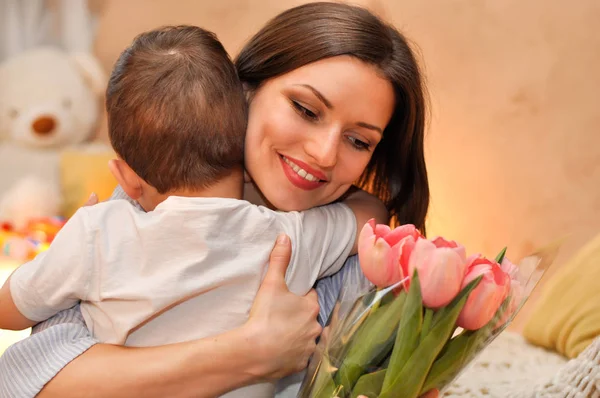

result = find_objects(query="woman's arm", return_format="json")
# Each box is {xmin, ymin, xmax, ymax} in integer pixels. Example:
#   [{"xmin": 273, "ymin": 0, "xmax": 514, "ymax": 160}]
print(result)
[
  {"xmin": 1, "ymin": 233, "xmax": 321, "ymax": 398},
  {"xmin": 39, "ymin": 326, "xmax": 268, "ymax": 398}
]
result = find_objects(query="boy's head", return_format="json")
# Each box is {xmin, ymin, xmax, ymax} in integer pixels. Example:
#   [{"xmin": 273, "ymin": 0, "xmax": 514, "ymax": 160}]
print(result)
[{"xmin": 106, "ymin": 25, "xmax": 247, "ymax": 201}]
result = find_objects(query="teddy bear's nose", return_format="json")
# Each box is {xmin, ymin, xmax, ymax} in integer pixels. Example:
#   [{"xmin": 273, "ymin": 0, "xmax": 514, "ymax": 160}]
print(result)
[{"xmin": 32, "ymin": 116, "xmax": 57, "ymax": 136}]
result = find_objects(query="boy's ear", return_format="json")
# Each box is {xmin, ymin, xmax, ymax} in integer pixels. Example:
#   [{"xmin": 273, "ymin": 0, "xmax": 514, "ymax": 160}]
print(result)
[{"xmin": 108, "ymin": 159, "xmax": 143, "ymax": 200}]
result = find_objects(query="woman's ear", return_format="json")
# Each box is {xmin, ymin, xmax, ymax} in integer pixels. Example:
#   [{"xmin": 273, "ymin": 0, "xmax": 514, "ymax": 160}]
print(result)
[{"xmin": 108, "ymin": 159, "xmax": 143, "ymax": 200}]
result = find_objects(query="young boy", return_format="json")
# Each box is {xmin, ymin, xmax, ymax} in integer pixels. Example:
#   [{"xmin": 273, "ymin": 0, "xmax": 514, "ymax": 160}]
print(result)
[{"xmin": 0, "ymin": 26, "xmax": 384, "ymax": 396}]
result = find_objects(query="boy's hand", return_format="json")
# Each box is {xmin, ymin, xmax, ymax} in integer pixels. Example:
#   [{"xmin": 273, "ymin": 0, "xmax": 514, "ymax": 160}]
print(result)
[{"xmin": 83, "ymin": 192, "xmax": 99, "ymax": 207}]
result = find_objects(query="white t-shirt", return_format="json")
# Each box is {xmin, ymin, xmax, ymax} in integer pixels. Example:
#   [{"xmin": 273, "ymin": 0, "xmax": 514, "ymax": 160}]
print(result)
[{"xmin": 10, "ymin": 196, "xmax": 356, "ymax": 397}]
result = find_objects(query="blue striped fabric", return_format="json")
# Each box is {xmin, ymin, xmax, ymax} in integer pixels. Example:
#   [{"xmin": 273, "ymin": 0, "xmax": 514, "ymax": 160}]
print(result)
[{"xmin": 0, "ymin": 186, "xmax": 366, "ymax": 397}]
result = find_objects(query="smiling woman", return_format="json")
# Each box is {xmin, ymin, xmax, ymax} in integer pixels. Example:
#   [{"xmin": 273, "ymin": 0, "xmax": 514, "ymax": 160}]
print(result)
[
  {"xmin": 244, "ymin": 55, "xmax": 395, "ymax": 212},
  {"xmin": 0, "ymin": 3, "xmax": 431, "ymax": 398}
]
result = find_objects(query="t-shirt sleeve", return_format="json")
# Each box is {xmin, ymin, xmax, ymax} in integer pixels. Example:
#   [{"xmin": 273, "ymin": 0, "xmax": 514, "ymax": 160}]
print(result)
[
  {"xmin": 9, "ymin": 209, "xmax": 94, "ymax": 322},
  {"xmin": 278, "ymin": 203, "xmax": 356, "ymax": 295},
  {"xmin": 0, "ymin": 305, "xmax": 98, "ymax": 398}
]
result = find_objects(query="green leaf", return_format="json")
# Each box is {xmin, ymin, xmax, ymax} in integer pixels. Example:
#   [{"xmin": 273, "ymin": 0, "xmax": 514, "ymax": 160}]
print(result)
[
  {"xmin": 421, "ymin": 331, "xmax": 476, "ymax": 392},
  {"xmin": 420, "ymin": 308, "xmax": 434, "ymax": 343},
  {"xmin": 379, "ymin": 276, "xmax": 483, "ymax": 398},
  {"xmin": 422, "ymin": 290, "xmax": 510, "ymax": 392},
  {"xmin": 381, "ymin": 271, "xmax": 424, "ymax": 392},
  {"xmin": 494, "ymin": 247, "xmax": 508, "ymax": 264},
  {"xmin": 351, "ymin": 369, "xmax": 387, "ymax": 398},
  {"xmin": 335, "ymin": 291, "xmax": 407, "ymax": 392}
]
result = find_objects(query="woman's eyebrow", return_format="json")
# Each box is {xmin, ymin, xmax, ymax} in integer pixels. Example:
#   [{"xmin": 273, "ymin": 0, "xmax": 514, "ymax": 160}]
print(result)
[
  {"xmin": 294, "ymin": 84, "xmax": 383, "ymax": 135},
  {"xmin": 356, "ymin": 122, "xmax": 383, "ymax": 135},
  {"xmin": 294, "ymin": 84, "xmax": 333, "ymax": 109}
]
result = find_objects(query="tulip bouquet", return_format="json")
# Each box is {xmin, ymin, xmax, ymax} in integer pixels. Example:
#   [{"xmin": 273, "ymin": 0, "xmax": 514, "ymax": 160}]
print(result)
[{"xmin": 298, "ymin": 220, "xmax": 557, "ymax": 398}]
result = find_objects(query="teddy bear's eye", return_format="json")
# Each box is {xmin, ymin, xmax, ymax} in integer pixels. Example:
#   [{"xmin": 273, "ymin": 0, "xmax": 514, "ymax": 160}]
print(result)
[
  {"xmin": 62, "ymin": 99, "xmax": 72, "ymax": 109},
  {"xmin": 8, "ymin": 109, "xmax": 19, "ymax": 119}
]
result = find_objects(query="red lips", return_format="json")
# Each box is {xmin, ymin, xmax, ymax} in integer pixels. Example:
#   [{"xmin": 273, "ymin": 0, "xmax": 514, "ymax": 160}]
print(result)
[{"xmin": 279, "ymin": 154, "xmax": 327, "ymax": 191}]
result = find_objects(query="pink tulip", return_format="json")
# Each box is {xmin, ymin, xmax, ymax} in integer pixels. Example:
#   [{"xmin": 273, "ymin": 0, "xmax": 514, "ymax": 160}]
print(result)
[
  {"xmin": 405, "ymin": 237, "xmax": 468, "ymax": 308},
  {"xmin": 358, "ymin": 219, "xmax": 422, "ymax": 287},
  {"xmin": 457, "ymin": 256, "xmax": 511, "ymax": 330}
]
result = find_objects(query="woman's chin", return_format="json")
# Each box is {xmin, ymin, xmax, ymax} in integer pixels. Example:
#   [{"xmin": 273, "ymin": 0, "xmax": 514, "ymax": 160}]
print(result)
[
  {"xmin": 271, "ymin": 201, "xmax": 305, "ymax": 212},
  {"xmin": 269, "ymin": 197, "xmax": 316, "ymax": 212}
]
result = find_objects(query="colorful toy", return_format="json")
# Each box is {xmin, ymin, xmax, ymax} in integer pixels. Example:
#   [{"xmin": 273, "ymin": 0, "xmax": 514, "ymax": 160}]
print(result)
[{"xmin": 0, "ymin": 217, "xmax": 66, "ymax": 262}]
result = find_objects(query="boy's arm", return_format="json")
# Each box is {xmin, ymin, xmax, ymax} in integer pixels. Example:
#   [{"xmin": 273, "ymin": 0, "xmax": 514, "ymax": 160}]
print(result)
[
  {"xmin": 277, "ymin": 188, "xmax": 387, "ymax": 294},
  {"xmin": 341, "ymin": 188, "xmax": 389, "ymax": 254},
  {"xmin": 280, "ymin": 189, "xmax": 385, "ymax": 290},
  {"xmin": 0, "ymin": 274, "xmax": 37, "ymax": 330},
  {"xmin": 2, "ymin": 209, "xmax": 93, "ymax": 329}
]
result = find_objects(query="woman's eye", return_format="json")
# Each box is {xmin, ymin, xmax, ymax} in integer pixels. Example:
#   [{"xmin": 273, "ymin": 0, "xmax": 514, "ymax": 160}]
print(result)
[
  {"xmin": 348, "ymin": 136, "xmax": 370, "ymax": 151},
  {"xmin": 291, "ymin": 100, "xmax": 318, "ymax": 121},
  {"xmin": 8, "ymin": 109, "xmax": 19, "ymax": 119},
  {"xmin": 63, "ymin": 98, "xmax": 72, "ymax": 109}
]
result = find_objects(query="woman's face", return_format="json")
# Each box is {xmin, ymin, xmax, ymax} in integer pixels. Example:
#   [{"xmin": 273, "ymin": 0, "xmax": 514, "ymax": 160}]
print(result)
[{"xmin": 244, "ymin": 55, "xmax": 395, "ymax": 211}]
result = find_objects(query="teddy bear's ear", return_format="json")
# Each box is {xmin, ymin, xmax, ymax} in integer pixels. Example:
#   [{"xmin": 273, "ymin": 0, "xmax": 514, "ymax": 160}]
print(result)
[{"xmin": 70, "ymin": 52, "xmax": 107, "ymax": 96}]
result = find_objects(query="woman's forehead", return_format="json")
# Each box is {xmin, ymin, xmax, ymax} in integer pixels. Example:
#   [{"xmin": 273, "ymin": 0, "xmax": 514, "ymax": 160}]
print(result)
[{"xmin": 266, "ymin": 56, "xmax": 396, "ymax": 128}]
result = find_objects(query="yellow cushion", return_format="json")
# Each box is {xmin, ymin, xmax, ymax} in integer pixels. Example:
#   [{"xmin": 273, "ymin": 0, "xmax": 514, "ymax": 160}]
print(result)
[
  {"xmin": 59, "ymin": 146, "xmax": 117, "ymax": 218},
  {"xmin": 523, "ymin": 233, "xmax": 600, "ymax": 358}
]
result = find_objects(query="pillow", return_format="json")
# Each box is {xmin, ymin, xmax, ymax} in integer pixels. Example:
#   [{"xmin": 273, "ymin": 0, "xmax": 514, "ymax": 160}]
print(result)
[{"xmin": 523, "ymin": 233, "xmax": 600, "ymax": 358}]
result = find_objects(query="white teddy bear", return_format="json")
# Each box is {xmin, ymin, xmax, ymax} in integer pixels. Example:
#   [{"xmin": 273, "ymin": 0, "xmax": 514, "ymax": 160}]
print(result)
[
  {"xmin": 0, "ymin": 48, "xmax": 106, "ymax": 228},
  {"xmin": 0, "ymin": 0, "xmax": 107, "ymax": 229}
]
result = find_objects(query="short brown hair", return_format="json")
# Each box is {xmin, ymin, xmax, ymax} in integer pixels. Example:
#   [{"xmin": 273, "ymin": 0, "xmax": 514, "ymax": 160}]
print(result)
[{"xmin": 106, "ymin": 25, "xmax": 247, "ymax": 194}]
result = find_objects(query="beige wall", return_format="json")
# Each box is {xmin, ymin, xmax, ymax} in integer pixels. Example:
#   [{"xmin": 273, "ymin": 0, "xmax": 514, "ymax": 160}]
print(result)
[{"xmin": 93, "ymin": 0, "xmax": 600, "ymax": 328}]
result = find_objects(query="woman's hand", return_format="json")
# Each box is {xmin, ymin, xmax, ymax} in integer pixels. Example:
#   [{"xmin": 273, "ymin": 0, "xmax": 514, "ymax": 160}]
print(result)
[{"xmin": 244, "ymin": 234, "xmax": 322, "ymax": 380}]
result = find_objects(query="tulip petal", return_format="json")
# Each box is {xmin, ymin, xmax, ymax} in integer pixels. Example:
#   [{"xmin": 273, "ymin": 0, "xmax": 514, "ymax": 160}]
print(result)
[
  {"xmin": 457, "ymin": 259, "xmax": 512, "ymax": 330},
  {"xmin": 374, "ymin": 223, "xmax": 392, "ymax": 238},
  {"xmin": 358, "ymin": 229, "xmax": 400, "ymax": 287},
  {"xmin": 419, "ymin": 248, "xmax": 466, "ymax": 308},
  {"xmin": 431, "ymin": 236, "xmax": 458, "ymax": 249},
  {"xmin": 382, "ymin": 224, "xmax": 420, "ymax": 247},
  {"xmin": 408, "ymin": 238, "xmax": 436, "ymax": 275}
]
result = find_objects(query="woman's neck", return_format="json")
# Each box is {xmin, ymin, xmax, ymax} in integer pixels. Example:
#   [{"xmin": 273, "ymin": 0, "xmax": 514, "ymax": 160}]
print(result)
[{"xmin": 242, "ymin": 181, "xmax": 272, "ymax": 208}]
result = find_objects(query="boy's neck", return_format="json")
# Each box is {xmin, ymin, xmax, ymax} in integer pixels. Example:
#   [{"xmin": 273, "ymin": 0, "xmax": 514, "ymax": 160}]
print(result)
[{"xmin": 139, "ymin": 169, "xmax": 244, "ymax": 211}]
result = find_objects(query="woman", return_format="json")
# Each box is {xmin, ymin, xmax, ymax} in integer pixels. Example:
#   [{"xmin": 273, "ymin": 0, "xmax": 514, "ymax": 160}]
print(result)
[{"xmin": 0, "ymin": 3, "xmax": 429, "ymax": 397}]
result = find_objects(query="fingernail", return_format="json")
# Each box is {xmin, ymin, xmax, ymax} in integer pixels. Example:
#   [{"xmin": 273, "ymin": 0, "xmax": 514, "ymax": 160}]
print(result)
[
  {"xmin": 88, "ymin": 192, "xmax": 98, "ymax": 201},
  {"xmin": 277, "ymin": 234, "xmax": 289, "ymax": 245}
]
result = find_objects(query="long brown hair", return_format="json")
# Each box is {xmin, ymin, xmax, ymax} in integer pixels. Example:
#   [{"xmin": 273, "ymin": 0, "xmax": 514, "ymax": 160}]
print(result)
[{"xmin": 235, "ymin": 2, "xmax": 430, "ymax": 233}]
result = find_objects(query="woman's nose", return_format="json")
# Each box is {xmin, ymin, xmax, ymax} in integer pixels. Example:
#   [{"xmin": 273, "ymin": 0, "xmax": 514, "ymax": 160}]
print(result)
[{"xmin": 304, "ymin": 131, "xmax": 339, "ymax": 169}]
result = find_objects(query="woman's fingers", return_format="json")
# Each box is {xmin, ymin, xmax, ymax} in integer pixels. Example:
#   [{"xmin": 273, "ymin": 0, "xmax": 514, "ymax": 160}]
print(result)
[
  {"xmin": 262, "ymin": 234, "xmax": 292, "ymax": 287},
  {"xmin": 245, "ymin": 234, "xmax": 322, "ymax": 380}
]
